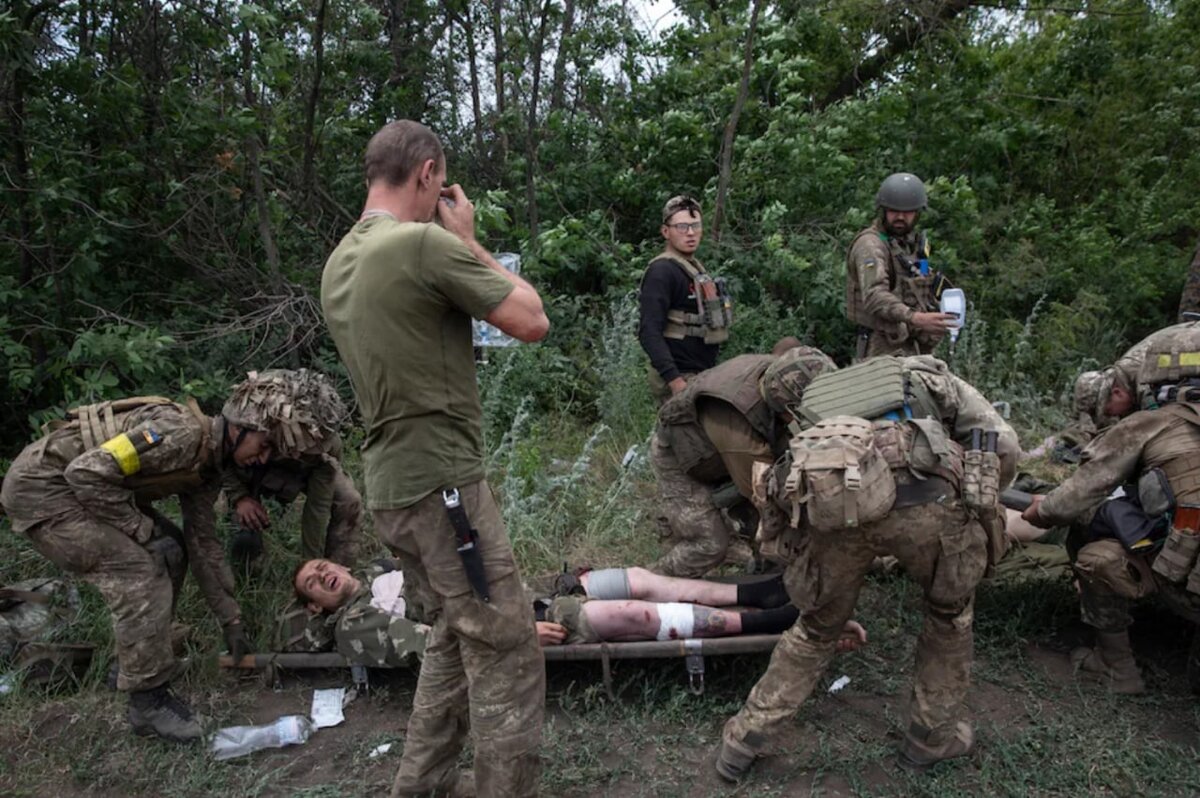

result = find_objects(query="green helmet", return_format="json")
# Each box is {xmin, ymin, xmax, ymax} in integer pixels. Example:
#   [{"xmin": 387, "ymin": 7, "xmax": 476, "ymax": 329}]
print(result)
[
  {"xmin": 875, "ymin": 173, "xmax": 927, "ymax": 212},
  {"xmin": 222, "ymin": 369, "xmax": 348, "ymax": 457},
  {"xmin": 760, "ymin": 346, "xmax": 838, "ymax": 414}
]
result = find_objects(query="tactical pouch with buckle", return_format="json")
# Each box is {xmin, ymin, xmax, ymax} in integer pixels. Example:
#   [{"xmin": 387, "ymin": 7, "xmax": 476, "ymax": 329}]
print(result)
[
  {"xmin": 782, "ymin": 416, "xmax": 895, "ymax": 533},
  {"xmin": 1153, "ymin": 526, "xmax": 1200, "ymax": 584},
  {"xmin": 962, "ymin": 450, "xmax": 1001, "ymax": 518}
]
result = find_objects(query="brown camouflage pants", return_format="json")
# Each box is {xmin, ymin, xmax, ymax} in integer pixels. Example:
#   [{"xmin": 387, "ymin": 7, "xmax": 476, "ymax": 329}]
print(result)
[
  {"xmin": 724, "ymin": 501, "xmax": 987, "ymax": 754},
  {"xmin": 374, "ymin": 480, "xmax": 544, "ymax": 798},
  {"xmin": 648, "ymin": 430, "xmax": 738, "ymax": 578},
  {"xmin": 1075, "ymin": 539, "xmax": 1200, "ymax": 631},
  {"xmin": 23, "ymin": 507, "xmax": 184, "ymax": 692}
]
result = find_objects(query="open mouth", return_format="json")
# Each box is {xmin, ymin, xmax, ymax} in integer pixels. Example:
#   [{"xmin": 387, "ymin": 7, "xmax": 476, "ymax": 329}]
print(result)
[{"xmin": 327, "ymin": 575, "xmax": 339, "ymax": 591}]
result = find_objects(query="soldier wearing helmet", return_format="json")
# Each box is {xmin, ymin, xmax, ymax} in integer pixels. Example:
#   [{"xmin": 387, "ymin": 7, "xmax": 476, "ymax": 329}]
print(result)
[
  {"xmin": 220, "ymin": 369, "xmax": 362, "ymax": 568},
  {"xmin": 0, "ymin": 374, "xmax": 333, "ymax": 743},
  {"xmin": 716, "ymin": 355, "xmax": 1018, "ymax": 781},
  {"xmin": 649, "ymin": 342, "xmax": 836, "ymax": 577},
  {"xmin": 845, "ymin": 173, "xmax": 957, "ymax": 359}
]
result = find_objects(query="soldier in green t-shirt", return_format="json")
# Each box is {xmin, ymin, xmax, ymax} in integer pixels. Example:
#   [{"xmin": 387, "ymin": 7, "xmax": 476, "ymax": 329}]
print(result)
[{"xmin": 320, "ymin": 119, "xmax": 550, "ymax": 798}]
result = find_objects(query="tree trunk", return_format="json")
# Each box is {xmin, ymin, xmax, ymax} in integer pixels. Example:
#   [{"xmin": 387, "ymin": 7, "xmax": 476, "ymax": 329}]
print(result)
[
  {"xmin": 241, "ymin": 12, "xmax": 283, "ymax": 290},
  {"xmin": 548, "ymin": 0, "xmax": 576, "ymax": 113},
  {"xmin": 302, "ymin": 0, "xmax": 328, "ymax": 198},
  {"xmin": 524, "ymin": 0, "xmax": 553, "ymax": 240},
  {"xmin": 711, "ymin": 0, "xmax": 763, "ymax": 244},
  {"xmin": 462, "ymin": 2, "xmax": 487, "ymax": 160},
  {"xmin": 1179, "ymin": 235, "xmax": 1200, "ymax": 320},
  {"xmin": 491, "ymin": 0, "xmax": 509, "ymax": 167}
]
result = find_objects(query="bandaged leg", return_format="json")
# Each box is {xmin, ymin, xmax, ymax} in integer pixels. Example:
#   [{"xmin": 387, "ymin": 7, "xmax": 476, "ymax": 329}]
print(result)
[
  {"xmin": 586, "ymin": 566, "xmax": 741, "ymax": 606},
  {"xmin": 655, "ymin": 602, "xmax": 694, "ymax": 640},
  {"xmin": 582, "ymin": 568, "xmax": 632, "ymax": 600}
]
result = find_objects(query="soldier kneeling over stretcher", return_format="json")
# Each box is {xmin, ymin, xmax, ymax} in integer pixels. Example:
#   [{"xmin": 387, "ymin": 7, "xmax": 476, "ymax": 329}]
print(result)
[{"xmin": 289, "ymin": 559, "xmax": 867, "ymax": 653}]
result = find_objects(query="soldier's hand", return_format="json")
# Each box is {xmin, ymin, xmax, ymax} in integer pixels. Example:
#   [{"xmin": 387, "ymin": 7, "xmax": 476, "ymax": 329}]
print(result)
[
  {"xmin": 133, "ymin": 514, "xmax": 155, "ymax": 544},
  {"xmin": 910, "ymin": 311, "xmax": 958, "ymax": 333},
  {"xmin": 535, "ymin": 622, "xmax": 567, "ymax": 647},
  {"xmin": 234, "ymin": 497, "xmax": 270, "ymax": 531},
  {"xmin": 668, "ymin": 377, "xmax": 688, "ymax": 395},
  {"xmin": 224, "ymin": 622, "xmax": 250, "ymax": 663},
  {"xmin": 1021, "ymin": 494, "xmax": 1050, "ymax": 528},
  {"xmin": 436, "ymin": 184, "xmax": 476, "ymax": 244}
]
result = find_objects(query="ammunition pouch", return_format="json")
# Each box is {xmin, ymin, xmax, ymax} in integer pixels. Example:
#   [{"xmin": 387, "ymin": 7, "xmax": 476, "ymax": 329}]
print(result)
[
  {"xmin": 1154, "ymin": 526, "xmax": 1200, "ymax": 584},
  {"xmin": 962, "ymin": 450, "xmax": 1001, "ymax": 519},
  {"xmin": 782, "ymin": 416, "xmax": 895, "ymax": 533},
  {"xmin": 751, "ymin": 460, "xmax": 798, "ymax": 564},
  {"xmin": 652, "ymin": 253, "xmax": 733, "ymax": 344}
]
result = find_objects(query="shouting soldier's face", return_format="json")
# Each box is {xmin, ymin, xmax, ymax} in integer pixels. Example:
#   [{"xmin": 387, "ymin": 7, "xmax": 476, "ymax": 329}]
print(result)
[{"xmin": 295, "ymin": 559, "xmax": 361, "ymax": 612}]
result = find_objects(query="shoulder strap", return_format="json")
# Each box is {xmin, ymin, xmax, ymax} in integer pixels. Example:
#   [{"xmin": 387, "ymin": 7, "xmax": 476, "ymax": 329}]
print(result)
[
  {"xmin": 654, "ymin": 251, "xmax": 705, "ymax": 281},
  {"xmin": 1164, "ymin": 402, "xmax": 1200, "ymax": 428}
]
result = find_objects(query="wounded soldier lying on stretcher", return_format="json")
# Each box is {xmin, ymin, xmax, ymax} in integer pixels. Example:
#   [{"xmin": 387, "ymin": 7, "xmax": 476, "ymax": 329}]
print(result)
[{"xmin": 285, "ymin": 559, "xmax": 866, "ymax": 665}]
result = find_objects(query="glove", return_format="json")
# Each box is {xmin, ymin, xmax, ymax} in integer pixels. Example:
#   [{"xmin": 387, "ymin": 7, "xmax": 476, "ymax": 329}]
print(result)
[{"xmin": 224, "ymin": 622, "xmax": 250, "ymax": 663}]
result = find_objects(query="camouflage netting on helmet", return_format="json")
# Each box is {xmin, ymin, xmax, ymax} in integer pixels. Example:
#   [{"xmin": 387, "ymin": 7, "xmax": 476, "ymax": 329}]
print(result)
[
  {"xmin": 223, "ymin": 369, "xmax": 348, "ymax": 457},
  {"xmin": 759, "ymin": 346, "xmax": 837, "ymax": 414},
  {"xmin": 1073, "ymin": 369, "xmax": 1112, "ymax": 423}
]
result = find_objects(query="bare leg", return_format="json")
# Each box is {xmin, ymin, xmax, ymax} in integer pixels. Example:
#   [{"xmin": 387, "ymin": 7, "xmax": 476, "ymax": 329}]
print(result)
[
  {"xmin": 582, "ymin": 566, "xmax": 738, "ymax": 606},
  {"xmin": 581, "ymin": 600, "xmax": 744, "ymax": 641}
]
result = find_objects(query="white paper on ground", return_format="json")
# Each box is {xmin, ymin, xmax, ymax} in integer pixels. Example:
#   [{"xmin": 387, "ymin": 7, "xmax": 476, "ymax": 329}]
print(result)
[
  {"xmin": 828, "ymin": 675, "xmax": 851, "ymax": 694},
  {"xmin": 311, "ymin": 687, "xmax": 346, "ymax": 728},
  {"xmin": 369, "ymin": 743, "xmax": 393, "ymax": 759}
]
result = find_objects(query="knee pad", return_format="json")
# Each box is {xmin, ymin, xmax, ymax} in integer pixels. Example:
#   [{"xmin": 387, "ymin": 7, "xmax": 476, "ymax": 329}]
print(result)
[
  {"xmin": 655, "ymin": 602, "xmax": 694, "ymax": 640},
  {"xmin": 583, "ymin": 568, "xmax": 631, "ymax": 600}
]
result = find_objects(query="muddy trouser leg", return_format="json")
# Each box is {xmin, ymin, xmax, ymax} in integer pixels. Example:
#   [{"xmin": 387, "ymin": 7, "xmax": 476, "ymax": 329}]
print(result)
[
  {"xmin": 141, "ymin": 507, "xmax": 188, "ymax": 616},
  {"xmin": 1074, "ymin": 539, "xmax": 1153, "ymax": 632},
  {"xmin": 649, "ymin": 432, "xmax": 730, "ymax": 578},
  {"xmin": 724, "ymin": 529, "xmax": 875, "ymax": 751},
  {"xmin": 378, "ymin": 481, "xmax": 544, "ymax": 798},
  {"xmin": 323, "ymin": 469, "xmax": 364, "ymax": 567},
  {"xmin": 883, "ymin": 504, "xmax": 987, "ymax": 742},
  {"xmin": 26, "ymin": 510, "xmax": 176, "ymax": 693}
]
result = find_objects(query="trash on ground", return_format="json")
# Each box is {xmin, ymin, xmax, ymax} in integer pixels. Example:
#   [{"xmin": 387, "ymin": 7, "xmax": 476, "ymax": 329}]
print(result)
[
  {"xmin": 828, "ymin": 675, "xmax": 851, "ymax": 694},
  {"xmin": 311, "ymin": 687, "xmax": 346, "ymax": 729},
  {"xmin": 211, "ymin": 715, "xmax": 316, "ymax": 760}
]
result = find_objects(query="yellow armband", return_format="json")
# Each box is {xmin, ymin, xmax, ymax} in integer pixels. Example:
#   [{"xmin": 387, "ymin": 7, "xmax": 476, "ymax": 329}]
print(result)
[{"xmin": 100, "ymin": 434, "xmax": 141, "ymax": 476}]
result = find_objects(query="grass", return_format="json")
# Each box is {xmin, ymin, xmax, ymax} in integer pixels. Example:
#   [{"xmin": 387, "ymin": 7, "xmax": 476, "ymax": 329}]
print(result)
[{"xmin": 2, "ymin": 300, "xmax": 1198, "ymax": 795}]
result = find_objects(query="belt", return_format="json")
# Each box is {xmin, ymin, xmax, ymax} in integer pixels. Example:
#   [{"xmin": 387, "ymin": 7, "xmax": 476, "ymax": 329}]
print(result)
[
  {"xmin": 1175, "ymin": 504, "xmax": 1200, "ymax": 532},
  {"xmin": 893, "ymin": 475, "xmax": 955, "ymax": 509}
]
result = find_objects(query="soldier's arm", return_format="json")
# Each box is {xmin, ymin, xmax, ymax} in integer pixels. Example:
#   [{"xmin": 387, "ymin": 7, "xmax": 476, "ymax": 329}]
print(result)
[
  {"xmin": 945, "ymin": 375, "xmax": 1022, "ymax": 486},
  {"xmin": 853, "ymin": 239, "xmax": 912, "ymax": 324},
  {"xmin": 299, "ymin": 458, "xmax": 337, "ymax": 554},
  {"xmin": 638, "ymin": 261, "xmax": 684, "ymax": 383},
  {"xmin": 179, "ymin": 483, "xmax": 241, "ymax": 628},
  {"xmin": 63, "ymin": 416, "xmax": 203, "ymax": 541},
  {"xmin": 221, "ymin": 466, "xmax": 252, "ymax": 507},
  {"xmin": 1037, "ymin": 413, "xmax": 1157, "ymax": 526}
]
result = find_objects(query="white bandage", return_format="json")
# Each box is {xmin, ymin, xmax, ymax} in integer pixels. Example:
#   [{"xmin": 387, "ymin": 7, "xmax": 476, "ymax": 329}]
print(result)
[{"xmin": 655, "ymin": 602, "xmax": 695, "ymax": 641}]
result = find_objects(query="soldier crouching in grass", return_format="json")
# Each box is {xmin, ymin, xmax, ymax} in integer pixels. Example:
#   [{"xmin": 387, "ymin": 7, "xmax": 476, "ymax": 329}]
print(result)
[
  {"xmin": 0, "ymin": 372, "xmax": 344, "ymax": 742},
  {"xmin": 715, "ymin": 352, "xmax": 1019, "ymax": 780}
]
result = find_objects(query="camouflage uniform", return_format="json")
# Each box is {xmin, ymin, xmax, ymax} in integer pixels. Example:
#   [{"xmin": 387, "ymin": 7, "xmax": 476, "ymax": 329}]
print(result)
[
  {"xmin": 722, "ymin": 359, "xmax": 1018, "ymax": 768},
  {"xmin": 543, "ymin": 595, "xmax": 597, "ymax": 644},
  {"xmin": 223, "ymin": 434, "xmax": 362, "ymax": 565},
  {"xmin": 651, "ymin": 354, "xmax": 782, "ymax": 577},
  {"xmin": 845, "ymin": 221, "xmax": 939, "ymax": 358},
  {"xmin": 1038, "ymin": 406, "xmax": 1200, "ymax": 631},
  {"xmin": 0, "ymin": 398, "xmax": 237, "ymax": 692},
  {"xmin": 375, "ymin": 481, "xmax": 543, "ymax": 798}
]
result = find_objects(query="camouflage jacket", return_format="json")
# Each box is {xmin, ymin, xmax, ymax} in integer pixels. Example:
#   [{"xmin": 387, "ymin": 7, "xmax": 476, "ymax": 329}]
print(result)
[
  {"xmin": 845, "ymin": 221, "xmax": 937, "ymax": 349},
  {"xmin": 1040, "ymin": 405, "xmax": 1200, "ymax": 526},
  {"xmin": 0, "ymin": 399, "xmax": 242, "ymax": 626}
]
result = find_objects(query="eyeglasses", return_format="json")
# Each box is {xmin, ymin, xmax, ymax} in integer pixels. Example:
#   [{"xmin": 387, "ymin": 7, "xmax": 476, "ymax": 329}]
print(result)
[{"xmin": 669, "ymin": 222, "xmax": 703, "ymax": 234}]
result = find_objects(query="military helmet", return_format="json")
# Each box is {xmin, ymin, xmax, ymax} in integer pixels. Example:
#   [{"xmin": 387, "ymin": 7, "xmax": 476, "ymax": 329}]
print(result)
[
  {"xmin": 760, "ymin": 346, "xmax": 838, "ymax": 414},
  {"xmin": 222, "ymin": 369, "xmax": 348, "ymax": 457},
  {"xmin": 1072, "ymin": 369, "xmax": 1113, "ymax": 424},
  {"xmin": 875, "ymin": 173, "xmax": 927, "ymax": 212}
]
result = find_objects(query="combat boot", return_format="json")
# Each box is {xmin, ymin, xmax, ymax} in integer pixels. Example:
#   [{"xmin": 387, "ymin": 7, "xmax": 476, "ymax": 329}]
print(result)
[
  {"xmin": 128, "ymin": 684, "xmax": 203, "ymax": 742},
  {"xmin": 1070, "ymin": 630, "xmax": 1146, "ymax": 694},
  {"xmin": 714, "ymin": 730, "xmax": 762, "ymax": 782},
  {"xmin": 898, "ymin": 721, "xmax": 975, "ymax": 772}
]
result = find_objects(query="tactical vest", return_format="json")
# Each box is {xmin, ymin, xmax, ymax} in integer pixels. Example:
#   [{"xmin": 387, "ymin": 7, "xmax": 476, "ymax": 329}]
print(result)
[
  {"xmin": 1148, "ymin": 404, "xmax": 1200, "ymax": 504},
  {"xmin": 60, "ymin": 396, "xmax": 213, "ymax": 499},
  {"xmin": 659, "ymin": 354, "xmax": 776, "ymax": 478},
  {"xmin": 846, "ymin": 227, "xmax": 935, "ymax": 335},
  {"xmin": 644, "ymin": 252, "xmax": 733, "ymax": 344}
]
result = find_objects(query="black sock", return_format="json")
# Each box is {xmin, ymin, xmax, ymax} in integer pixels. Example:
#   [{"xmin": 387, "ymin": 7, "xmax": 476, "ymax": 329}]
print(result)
[
  {"xmin": 737, "ymin": 574, "xmax": 789, "ymax": 609},
  {"xmin": 739, "ymin": 604, "xmax": 799, "ymax": 635}
]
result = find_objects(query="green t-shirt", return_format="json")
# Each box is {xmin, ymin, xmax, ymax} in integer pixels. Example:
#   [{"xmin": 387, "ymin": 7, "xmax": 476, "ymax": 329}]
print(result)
[{"xmin": 320, "ymin": 218, "xmax": 513, "ymax": 509}]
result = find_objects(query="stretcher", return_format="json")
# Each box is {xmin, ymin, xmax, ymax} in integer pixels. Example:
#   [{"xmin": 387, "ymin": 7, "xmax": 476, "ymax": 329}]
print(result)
[{"xmin": 218, "ymin": 633, "xmax": 783, "ymax": 697}]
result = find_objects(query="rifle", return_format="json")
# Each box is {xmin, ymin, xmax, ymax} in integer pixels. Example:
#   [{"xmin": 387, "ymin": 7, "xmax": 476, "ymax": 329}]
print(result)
[{"xmin": 1000, "ymin": 488, "xmax": 1034, "ymax": 512}]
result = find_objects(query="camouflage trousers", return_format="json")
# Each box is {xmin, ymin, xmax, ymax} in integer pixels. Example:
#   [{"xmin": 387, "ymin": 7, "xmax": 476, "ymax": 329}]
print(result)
[
  {"xmin": 22, "ymin": 506, "xmax": 187, "ymax": 692},
  {"xmin": 724, "ymin": 501, "xmax": 987, "ymax": 754},
  {"xmin": 649, "ymin": 430, "xmax": 739, "ymax": 578},
  {"xmin": 1075, "ymin": 539, "xmax": 1200, "ymax": 631},
  {"xmin": 300, "ymin": 469, "xmax": 362, "ymax": 565},
  {"xmin": 374, "ymin": 480, "xmax": 544, "ymax": 798}
]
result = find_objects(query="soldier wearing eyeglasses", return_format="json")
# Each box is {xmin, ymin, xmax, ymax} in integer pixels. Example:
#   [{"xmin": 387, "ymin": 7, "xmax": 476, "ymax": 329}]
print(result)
[{"xmin": 638, "ymin": 195, "xmax": 734, "ymax": 403}]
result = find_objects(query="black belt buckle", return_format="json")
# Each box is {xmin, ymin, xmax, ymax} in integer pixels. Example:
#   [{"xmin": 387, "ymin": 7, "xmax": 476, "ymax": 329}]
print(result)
[{"xmin": 442, "ymin": 488, "xmax": 491, "ymax": 603}]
